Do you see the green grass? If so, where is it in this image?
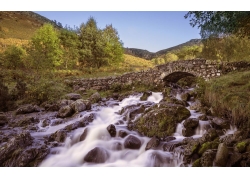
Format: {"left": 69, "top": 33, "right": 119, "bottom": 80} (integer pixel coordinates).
{"left": 198, "top": 70, "right": 250, "bottom": 129}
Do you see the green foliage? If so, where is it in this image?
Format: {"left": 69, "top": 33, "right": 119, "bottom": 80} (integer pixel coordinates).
{"left": 201, "top": 35, "right": 250, "bottom": 62}
{"left": 28, "top": 23, "right": 63, "bottom": 70}
{"left": 164, "top": 52, "right": 178, "bottom": 62}
{"left": 59, "top": 29, "right": 80, "bottom": 69}
{"left": 79, "top": 17, "right": 124, "bottom": 69}
{"left": 26, "top": 77, "right": 69, "bottom": 104}
{"left": 2, "top": 45, "right": 26, "bottom": 69}
{"left": 0, "top": 76, "right": 11, "bottom": 111}
{"left": 174, "top": 45, "right": 202, "bottom": 60}
{"left": 152, "top": 57, "right": 165, "bottom": 65}
{"left": 185, "top": 11, "right": 250, "bottom": 38}
{"left": 102, "top": 24, "right": 124, "bottom": 66}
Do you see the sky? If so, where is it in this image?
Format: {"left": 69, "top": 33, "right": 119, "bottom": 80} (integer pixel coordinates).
{"left": 34, "top": 11, "right": 200, "bottom": 52}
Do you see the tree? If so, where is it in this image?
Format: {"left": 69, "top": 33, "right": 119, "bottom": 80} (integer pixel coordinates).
{"left": 102, "top": 24, "right": 124, "bottom": 66}
{"left": 2, "top": 45, "right": 26, "bottom": 70}
{"left": 59, "top": 29, "right": 80, "bottom": 69}
{"left": 79, "top": 17, "right": 107, "bottom": 68}
{"left": 185, "top": 11, "right": 250, "bottom": 38}
{"left": 28, "top": 23, "right": 63, "bottom": 70}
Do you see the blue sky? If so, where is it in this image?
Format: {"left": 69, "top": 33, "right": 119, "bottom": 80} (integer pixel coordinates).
{"left": 35, "top": 11, "right": 201, "bottom": 52}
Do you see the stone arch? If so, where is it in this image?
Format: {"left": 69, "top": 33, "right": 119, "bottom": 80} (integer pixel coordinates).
{"left": 162, "top": 71, "right": 196, "bottom": 84}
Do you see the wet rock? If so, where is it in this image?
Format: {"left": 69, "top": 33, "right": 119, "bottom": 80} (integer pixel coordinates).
{"left": 182, "top": 137, "right": 194, "bottom": 145}
{"left": 184, "top": 139, "right": 200, "bottom": 157}
{"left": 42, "top": 119, "right": 50, "bottom": 127}
{"left": 80, "top": 128, "right": 88, "bottom": 141}
{"left": 107, "top": 124, "right": 116, "bottom": 137}
{"left": 162, "top": 97, "right": 188, "bottom": 107}
{"left": 57, "top": 105, "right": 74, "bottom": 118}
{"left": 140, "top": 91, "right": 152, "bottom": 101}
{"left": 189, "top": 100, "right": 202, "bottom": 111}
{"left": 198, "top": 115, "right": 208, "bottom": 121}
{"left": 183, "top": 118, "right": 199, "bottom": 129}
{"left": 89, "top": 92, "right": 101, "bottom": 103}
{"left": 200, "top": 149, "right": 216, "bottom": 167}
{"left": 124, "top": 135, "right": 141, "bottom": 149}
{"left": 200, "top": 128, "right": 218, "bottom": 144}
{"left": 182, "top": 128, "right": 195, "bottom": 137}
{"left": 58, "top": 99, "right": 74, "bottom": 108}
{"left": 220, "top": 134, "right": 235, "bottom": 146}
{"left": 65, "top": 93, "right": 81, "bottom": 100}
{"left": 16, "top": 104, "right": 40, "bottom": 115}
{"left": 2, "top": 145, "right": 50, "bottom": 167}
{"left": 228, "top": 152, "right": 242, "bottom": 166}
{"left": 163, "top": 141, "right": 181, "bottom": 152}
{"left": 118, "top": 130, "right": 128, "bottom": 138}
{"left": 50, "top": 119, "right": 64, "bottom": 126}
{"left": 211, "top": 117, "right": 230, "bottom": 130}
{"left": 120, "top": 104, "right": 145, "bottom": 121}
{"left": 0, "top": 112, "right": 8, "bottom": 126}
{"left": 131, "top": 103, "right": 191, "bottom": 138}
{"left": 70, "top": 99, "right": 86, "bottom": 113}
{"left": 49, "top": 129, "right": 67, "bottom": 142}
{"left": 162, "top": 136, "right": 176, "bottom": 142}
{"left": 0, "top": 131, "right": 33, "bottom": 165}
{"left": 15, "top": 116, "right": 39, "bottom": 127}
{"left": 82, "top": 100, "right": 91, "bottom": 110}
{"left": 215, "top": 143, "right": 229, "bottom": 167}
{"left": 84, "top": 147, "right": 110, "bottom": 163}
{"left": 180, "top": 92, "right": 191, "bottom": 102}
{"left": 145, "top": 136, "right": 160, "bottom": 150}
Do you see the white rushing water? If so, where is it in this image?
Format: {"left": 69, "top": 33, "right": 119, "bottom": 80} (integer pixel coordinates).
{"left": 38, "top": 91, "right": 214, "bottom": 167}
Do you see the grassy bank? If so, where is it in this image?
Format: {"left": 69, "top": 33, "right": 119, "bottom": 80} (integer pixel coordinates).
{"left": 197, "top": 70, "right": 250, "bottom": 129}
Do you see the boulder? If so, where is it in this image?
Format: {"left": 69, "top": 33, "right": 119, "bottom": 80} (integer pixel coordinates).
{"left": 200, "top": 149, "right": 217, "bottom": 167}
{"left": 0, "top": 131, "right": 33, "bottom": 165}
{"left": 80, "top": 128, "right": 88, "bottom": 142}
{"left": 211, "top": 117, "right": 230, "bottom": 130}
{"left": 16, "top": 104, "right": 40, "bottom": 115}
{"left": 215, "top": 143, "right": 229, "bottom": 167}
{"left": 49, "top": 129, "right": 67, "bottom": 142}
{"left": 41, "top": 119, "right": 50, "bottom": 127}
{"left": 189, "top": 100, "right": 202, "bottom": 111}
{"left": 228, "top": 152, "right": 242, "bottom": 166}
{"left": 163, "top": 141, "right": 181, "bottom": 152}
{"left": 184, "top": 139, "right": 200, "bottom": 157}
{"left": 57, "top": 105, "right": 74, "bottom": 118}
{"left": 0, "top": 112, "right": 8, "bottom": 126}
{"left": 180, "top": 92, "right": 191, "bottom": 102}
{"left": 199, "top": 128, "right": 218, "bottom": 144}
{"left": 14, "top": 116, "right": 39, "bottom": 127}
{"left": 118, "top": 130, "right": 128, "bottom": 138}
{"left": 89, "top": 92, "right": 101, "bottom": 103}
{"left": 65, "top": 93, "right": 81, "bottom": 100}
{"left": 182, "top": 128, "right": 195, "bottom": 137}
{"left": 183, "top": 118, "right": 199, "bottom": 129}
{"left": 131, "top": 103, "right": 190, "bottom": 138}
{"left": 145, "top": 136, "right": 160, "bottom": 150}
{"left": 120, "top": 104, "right": 145, "bottom": 121}
{"left": 124, "top": 135, "right": 141, "bottom": 149}
{"left": 140, "top": 91, "right": 152, "bottom": 101}
{"left": 70, "top": 99, "right": 86, "bottom": 113}
{"left": 162, "top": 136, "right": 176, "bottom": 142}
{"left": 84, "top": 147, "right": 110, "bottom": 163}
{"left": 107, "top": 124, "right": 116, "bottom": 137}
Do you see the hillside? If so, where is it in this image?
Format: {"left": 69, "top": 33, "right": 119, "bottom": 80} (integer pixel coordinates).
{"left": 0, "top": 11, "right": 60, "bottom": 40}
{"left": 124, "top": 39, "right": 202, "bottom": 60}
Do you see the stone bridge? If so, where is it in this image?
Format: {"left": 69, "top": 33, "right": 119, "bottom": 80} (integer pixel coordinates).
{"left": 69, "top": 59, "right": 250, "bottom": 91}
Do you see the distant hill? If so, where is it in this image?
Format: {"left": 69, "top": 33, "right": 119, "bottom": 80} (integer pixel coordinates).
{"left": 124, "top": 39, "right": 202, "bottom": 60}
{"left": 0, "top": 11, "right": 61, "bottom": 40}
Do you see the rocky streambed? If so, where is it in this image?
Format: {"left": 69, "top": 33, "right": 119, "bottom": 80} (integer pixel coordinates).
{"left": 0, "top": 84, "right": 250, "bottom": 167}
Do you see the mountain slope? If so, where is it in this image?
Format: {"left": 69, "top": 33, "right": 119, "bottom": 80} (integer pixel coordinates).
{"left": 0, "top": 11, "right": 60, "bottom": 40}
{"left": 124, "top": 39, "right": 202, "bottom": 60}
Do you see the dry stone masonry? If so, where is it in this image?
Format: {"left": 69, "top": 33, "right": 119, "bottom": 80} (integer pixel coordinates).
{"left": 69, "top": 59, "right": 250, "bottom": 90}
